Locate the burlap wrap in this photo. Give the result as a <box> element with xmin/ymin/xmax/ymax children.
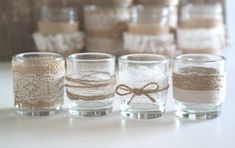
<box><xmin>128</xmin><ymin>24</ymin><xmax>170</xmax><ymax>35</ymax></box>
<box><xmin>86</xmin><ymin>21</ymin><xmax>128</xmax><ymax>42</ymax></box>
<box><xmin>173</xmin><ymin>66</ymin><xmax>226</xmax><ymax>104</ymax></box>
<box><xmin>38</xmin><ymin>21</ymin><xmax>79</xmax><ymax>34</ymax></box>
<box><xmin>13</xmin><ymin>57</ymin><xmax>65</xmax><ymax>109</ymax></box>
<box><xmin>179</xmin><ymin>19</ymin><xmax>223</xmax><ymax>29</ymax></box>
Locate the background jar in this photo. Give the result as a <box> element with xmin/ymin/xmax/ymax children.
<box><xmin>173</xmin><ymin>54</ymin><xmax>226</xmax><ymax>120</ymax></box>
<box><xmin>12</xmin><ymin>52</ymin><xmax>65</xmax><ymax>116</ymax></box>
<box><xmin>134</xmin><ymin>0</ymin><xmax>179</xmax><ymax>32</ymax></box>
<box><xmin>84</xmin><ymin>0</ymin><xmax>132</xmax><ymax>56</ymax></box>
<box><xmin>124</xmin><ymin>5</ymin><xmax>176</xmax><ymax>57</ymax></box>
<box><xmin>117</xmin><ymin>54</ymin><xmax>169</xmax><ymax>119</ymax></box>
<box><xmin>33</xmin><ymin>7</ymin><xmax>84</xmax><ymax>56</ymax></box>
<box><xmin>66</xmin><ymin>53</ymin><xmax>116</xmax><ymax>117</ymax></box>
<box><xmin>177</xmin><ymin>0</ymin><xmax>226</xmax><ymax>54</ymax></box>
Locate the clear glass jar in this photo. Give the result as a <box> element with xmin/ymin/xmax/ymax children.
<box><xmin>12</xmin><ymin>52</ymin><xmax>65</xmax><ymax>116</ymax></box>
<box><xmin>33</xmin><ymin>7</ymin><xmax>84</xmax><ymax>56</ymax></box>
<box><xmin>124</xmin><ymin>5</ymin><xmax>176</xmax><ymax>57</ymax></box>
<box><xmin>66</xmin><ymin>53</ymin><xmax>116</xmax><ymax>117</ymax></box>
<box><xmin>117</xmin><ymin>54</ymin><xmax>169</xmax><ymax>119</ymax></box>
<box><xmin>134</xmin><ymin>0</ymin><xmax>179</xmax><ymax>31</ymax></box>
<box><xmin>84</xmin><ymin>0</ymin><xmax>132</xmax><ymax>56</ymax></box>
<box><xmin>177</xmin><ymin>1</ymin><xmax>226</xmax><ymax>54</ymax></box>
<box><xmin>173</xmin><ymin>54</ymin><xmax>226</xmax><ymax>120</ymax></box>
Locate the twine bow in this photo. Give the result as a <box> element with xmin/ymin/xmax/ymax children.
<box><xmin>116</xmin><ymin>82</ymin><xmax>169</xmax><ymax>104</ymax></box>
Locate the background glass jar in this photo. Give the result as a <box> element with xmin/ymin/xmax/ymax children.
<box><xmin>117</xmin><ymin>54</ymin><xmax>169</xmax><ymax>119</ymax></box>
<box><xmin>173</xmin><ymin>54</ymin><xmax>226</xmax><ymax>120</ymax></box>
<box><xmin>66</xmin><ymin>53</ymin><xmax>116</xmax><ymax>117</ymax></box>
<box><xmin>33</xmin><ymin>7</ymin><xmax>84</xmax><ymax>56</ymax></box>
<box><xmin>134</xmin><ymin>0</ymin><xmax>179</xmax><ymax>32</ymax></box>
<box><xmin>84</xmin><ymin>0</ymin><xmax>132</xmax><ymax>56</ymax></box>
<box><xmin>124</xmin><ymin>5</ymin><xmax>176</xmax><ymax>57</ymax></box>
<box><xmin>177</xmin><ymin>0</ymin><xmax>226</xmax><ymax>54</ymax></box>
<box><xmin>12</xmin><ymin>52</ymin><xmax>65</xmax><ymax>116</ymax></box>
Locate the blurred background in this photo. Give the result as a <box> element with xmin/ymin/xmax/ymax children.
<box><xmin>0</xmin><ymin>0</ymin><xmax>233</xmax><ymax>61</ymax></box>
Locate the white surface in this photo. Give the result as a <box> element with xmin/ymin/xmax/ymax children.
<box><xmin>1</xmin><ymin>1</ymin><xmax>235</xmax><ymax>148</ymax></box>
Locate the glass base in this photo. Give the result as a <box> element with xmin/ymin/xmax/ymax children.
<box><xmin>69</xmin><ymin>99</ymin><xmax>113</xmax><ymax>117</ymax></box>
<box><xmin>69</xmin><ymin>107</ymin><xmax>112</xmax><ymax>117</ymax></box>
<box><xmin>175</xmin><ymin>101</ymin><xmax>222</xmax><ymax>120</ymax></box>
<box><xmin>122</xmin><ymin>110</ymin><xmax>163</xmax><ymax>119</ymax></box>
<box><xmin>121</xmin><ymin>104</ymin><xmax>165</xmax><ymax>120</ymax></box>
<box><xmin>16</xmin><ymin>104</ymin><xmax>62</xmax><ymax>116</ymax></box>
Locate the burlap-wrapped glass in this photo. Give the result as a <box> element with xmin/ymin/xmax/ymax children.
<box><xmin>33</xmin><ymin>7</ymin><xmax>84</xmax><ymax>56</ymax></box>
<box><xmin>84</xmin><ymin>0</ymin><xmax>133</xmax><ymax>56</ymax></box>
<box><xmin>177</xmin><ymin>0</ymin><xmax>227</xmax><ymax>54</ymax></box>
<box><xmin>12</xmin><ymin>52</ymin><xmax>65</xmax><ymax>116</ymax></box>
<box><xmin>124</xmin><ymin>5</ymin><xmax>176</xmax><ymax>57</ymax></box>
<box><xmin>173</xmin><ymin>54</ymin><xmax>226</xmax><ymax>120</ymax></box>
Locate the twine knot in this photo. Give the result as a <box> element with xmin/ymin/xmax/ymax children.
<box><xmin>132</xmin><ymin>88</ymin><xmax>142</xmax><ymax>96</ymax></box>
<box><xmin>116</xmin><ymin>82</ymin><xmax>169</xmax><ymax>104</ymax></box>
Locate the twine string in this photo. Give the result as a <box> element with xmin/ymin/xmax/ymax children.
<box><xmin>116</xmin><ymin>82</ymin><xmax>169</xmax><ymax>104</ymax></box>
<box><xmin>66</xmin><ymin>72</ymin><xmax>116</xmax><ymax>101</ymax></box>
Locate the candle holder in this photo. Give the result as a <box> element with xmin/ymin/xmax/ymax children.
<box><xmin>116</xmin><ymin>54</ymin><xmax>169</xmax><ymax>119</ymax></box>
<box><xmin>33</xmin><ymin>7</ymin><xmax>84</xmax><ymax>56</ymax></box>
<box><xmin>66</xmin><ymin>53</ymin><xmax>116</xmax><ymax>117</ymax></box>
<box><xmin>84</xmin><ymin>0</ymin><xmax>132</xmax><ymax>56</ymax></box>
<box><xmin>177</xmin><ymin>1</ymin><xmax>226</xmax><ymax>54</ymax></box>
<box><xmin>124</xmin><ymin>5</ymin><xmax>176</xmax><ymax>57</ymax></box>
<box><xmin>12</xmin><ymin>52</ymin><xmax>65</xmax><ymax>116</ymax></box>
<box><xmin>173</xmin><ymin>54</ymin><xmax>226</xmax><ymax>120</ymax></box>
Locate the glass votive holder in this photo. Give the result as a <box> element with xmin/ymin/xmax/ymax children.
<box><xmin>12</xmin><ymin>52</ymin><xmax>65</xmax><ymax>116</ymax></box>
<box><xmin>33</xmin><ymin>7</ymin><xmax>84</xmax><ymax>56</ymax></box>
<box><xmin>124</xmin><ymin>5</ymin><xmax>176</xmax><ymax>57</ymax></box>
<box><xmin>117</xmin><ymin>54</ymin><xmax>169</xmax><ymax>119</ymax></box>
<box><xmin>173</xmin><ymin>54</ymin><xmax>226</xmax><ymax>120</ymax></box>
<box><xmin>66</xmin><ymin>53</ymin><xmax>116</xmax><ymax>117</ymax></box>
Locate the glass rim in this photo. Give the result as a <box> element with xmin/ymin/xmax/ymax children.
<box><xmin>119</xmin><ymin>54</ymin><xmax>169</xmax><ymax>64</ymax></box>
<box><xmin>67</xmin><ymin>52</ymin><xmax>115</xmax><ymax>62</ymax></box>
<box><xmin>12</xmin><ymin>52</ymin><xmax>64</xmax><ymax>62</ymax></box>
<box><xmin>175</xmin><ymin>54</ymin><xmax>226</xmax><ymax>63</ymax></box>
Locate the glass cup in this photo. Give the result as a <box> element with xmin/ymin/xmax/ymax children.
<box><xmin>12</xmin><ymin>52</ymin><xmax>65</xmax><ymax>116</ymax></box>
<box><xmin>38</xmin><ymin>7</ymin><xmax>78</xmax><ymax>34</ymax></box>
<box><xmin>177</xmin><ymin>1</ymin><xmax>226</xmax><ymax>54</ymax></box>
<box><xmin>124</xmin><ymin>5</ymin><xmax>176</xmax><ymax>57</ymax></box>
<box><xmin>117</xmin><ymin>54</ymin><xmax>169</xmax><ymax>119</ymax></box>
<box><xmin>66</xmin><ymin>53</ymin><xmax>116</xmax><ymax>117</ymax></box>
<box><xmin>173</xmin><ymin>54</ymin><xmax>226</xmax><ymax>120</ymax></box>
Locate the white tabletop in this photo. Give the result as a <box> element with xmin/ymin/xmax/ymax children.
<box><xmin>1</xmin><ymin>1</ymin><xmax>235</xmax><ymax>148</ymax></box>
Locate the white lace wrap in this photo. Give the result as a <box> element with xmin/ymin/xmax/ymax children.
<box><xmin>124</xmin><ymin>32</ymin><xmax>176</xmax><ymax>56</ymax></box>
<box><xmin>177</xmin><ymin>26</ymin><xmax>225</xmax><ymax>51</ymax></box>
<box><xmin>33</xmin><ymin>31</ymin><xmax>84</xmax><ymax>55</ymax></box>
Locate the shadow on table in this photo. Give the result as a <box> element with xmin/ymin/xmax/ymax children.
<box><xmin>0</xmin><ymin>108</ymin><xmax>209</xmax><ymax>136</ymax></box>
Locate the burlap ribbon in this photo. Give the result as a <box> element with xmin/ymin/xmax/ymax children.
<box><xmin>180</xmin><ymin>48</ymin><xmax>221</xmax><ymax>54</ymax></box>
<box><xmin>135</xmin><ymin>0</ymin><xmax>179</xmax><ymax>5</ymax></box>
<box><xmin>38</xmin><ymin>21</ymin><xmax>79</xmax><ymax>34</ymax></box>
<box><xmin>15</xmin><ymin>99</ymin><xmax>63</xmax><ymax>109</ymax></box>
<box><xmin>86</xmin><ymin>21</ymin><xmax>128</xmax><ymax>41</ymax></box>
<box><xmin>128</xmin><ymin>24</ymin><xmax>170</xmax><ymax>35</ymax></box>
<box><xmin>13</xmin><ymin>57</ymin><xmax>65</xmax><ymax>108</ymax></box>
<box><xmin>179</xmin><ymin>19</ymin><xmax>223</xmax><ymax>29</ymax></box>
<box><xmin>84</xmin><ymin>0</ymin><xmax>133</xmax><ymax>6</ymax></box>
<box><xmin>172</xmin><ymin>66</ymin><xmax>226</xmax><ymax>104</ymax></box>
<box><xmin>116</xmin><ymin>82</ymin><xmax>169</xmax><ymax>104</ymax></box>
<box><xmin>12</xmin><ymin>59</ymin><xmax>65</xmax><ymax>74</ymax></box>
